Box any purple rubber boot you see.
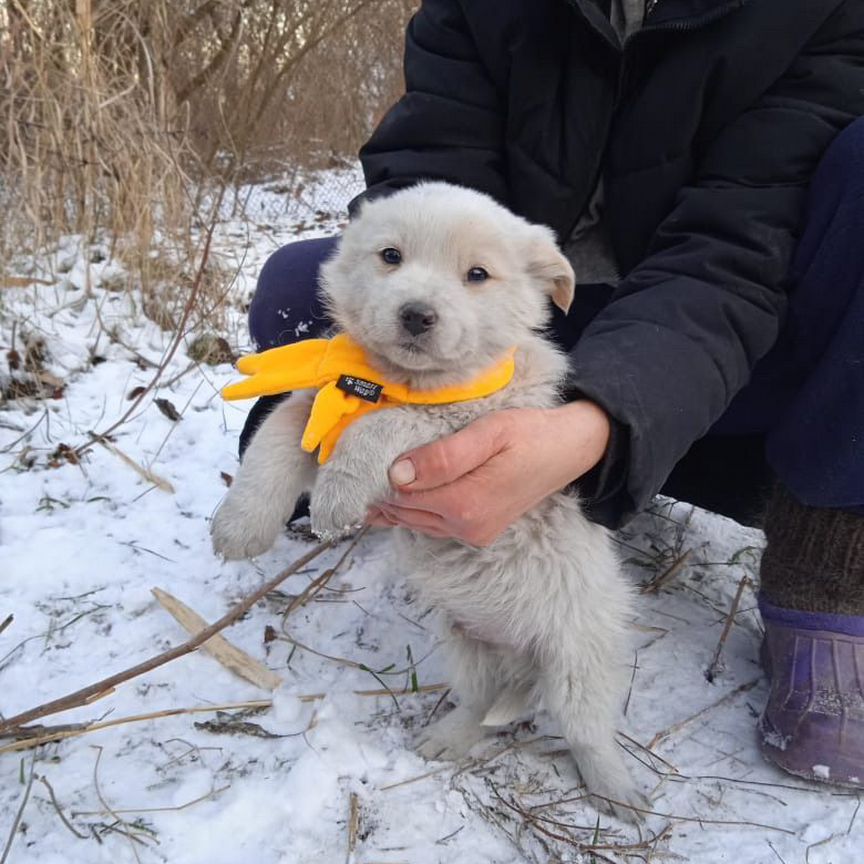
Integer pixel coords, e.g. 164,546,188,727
758,596,864,787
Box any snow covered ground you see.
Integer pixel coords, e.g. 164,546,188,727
1,170,861,864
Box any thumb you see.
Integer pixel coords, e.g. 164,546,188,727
389,414,505,492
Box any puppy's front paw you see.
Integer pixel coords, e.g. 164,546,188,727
309,474,367,541
210,491,285,560
416,708,487,761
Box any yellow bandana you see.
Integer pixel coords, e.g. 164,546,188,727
222,334,516,463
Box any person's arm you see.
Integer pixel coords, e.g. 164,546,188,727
567,2,864,525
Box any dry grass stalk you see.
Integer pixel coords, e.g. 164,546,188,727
0,684,449,755
91,745,150,861
639,548,693,594
705,574,750,682
648,677,761,750
0,702,273,755
72,784,231,818
346,791,360,863
36,774,88,840
0,539,334,735
97,439,175,493
280,526,368,622
152,587,282,690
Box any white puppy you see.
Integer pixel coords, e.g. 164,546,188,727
211,183,642,817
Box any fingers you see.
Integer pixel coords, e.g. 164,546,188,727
376,503,452,538
366,507,399,528
389,413,507,492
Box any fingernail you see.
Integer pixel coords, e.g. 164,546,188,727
390,458,416,486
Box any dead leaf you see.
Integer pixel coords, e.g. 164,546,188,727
220,471,233,487
155,397,181,421
48,443,80,468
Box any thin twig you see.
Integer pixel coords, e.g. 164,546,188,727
705,575,749,682
0,615,12,637
648,677,760,749
0,754,36,864
535,788,796,835
0,539,334,735
767,839,788,863
37,775,88,840
639,549,693,594
96,437,175,493
75,184,226,458
91,746,145,862
623,648,639,716
73,784,230,817
847,795,861,834
281,528,367,625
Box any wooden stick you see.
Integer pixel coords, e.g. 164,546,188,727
152,587,282,690
0,540,333,735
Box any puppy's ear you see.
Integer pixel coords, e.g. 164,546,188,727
526,232,576,314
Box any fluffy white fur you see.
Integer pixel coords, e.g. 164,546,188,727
211,183,643,818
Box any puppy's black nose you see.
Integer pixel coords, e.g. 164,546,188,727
399,302,438,336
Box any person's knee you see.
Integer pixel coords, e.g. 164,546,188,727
810,117,864,204
248,235,337,349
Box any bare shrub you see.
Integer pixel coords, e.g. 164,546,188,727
0,0,417,329
0,0,200,325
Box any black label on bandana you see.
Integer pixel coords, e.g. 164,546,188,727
336,374,383,403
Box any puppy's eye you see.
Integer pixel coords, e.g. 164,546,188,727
380,247,402,266
466,267,489,283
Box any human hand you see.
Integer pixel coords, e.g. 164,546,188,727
367,401,611,546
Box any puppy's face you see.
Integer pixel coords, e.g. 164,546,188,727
319,183,575,386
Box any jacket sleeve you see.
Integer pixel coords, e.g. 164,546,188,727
351,0,508,211
567,4,864,526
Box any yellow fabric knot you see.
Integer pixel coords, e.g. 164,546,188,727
222,334,516,463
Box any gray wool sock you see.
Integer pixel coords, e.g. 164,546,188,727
760,484,864,615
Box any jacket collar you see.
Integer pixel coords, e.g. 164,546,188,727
566,0,750,47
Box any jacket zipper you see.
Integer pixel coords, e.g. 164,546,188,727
561,0,750,244
638,0,750,38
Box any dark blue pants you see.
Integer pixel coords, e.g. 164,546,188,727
242,119,864,526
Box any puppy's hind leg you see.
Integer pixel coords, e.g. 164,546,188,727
416,629,503,761
211,393,317,559
539,636,646,822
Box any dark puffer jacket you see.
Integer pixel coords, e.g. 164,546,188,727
356,0,864,526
